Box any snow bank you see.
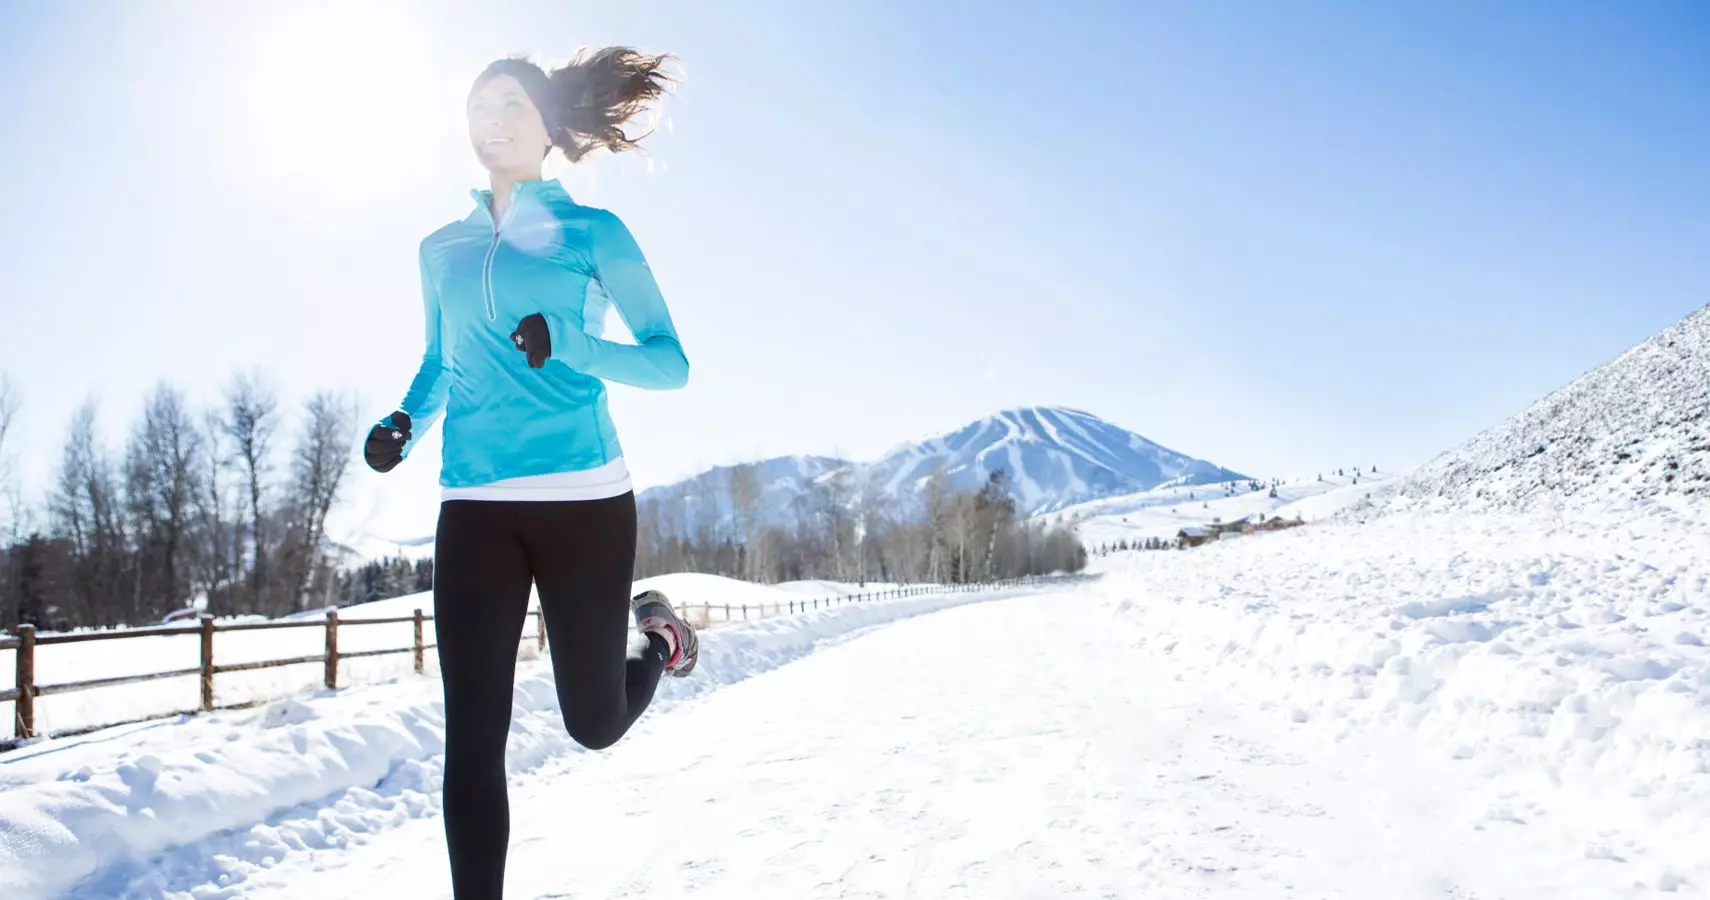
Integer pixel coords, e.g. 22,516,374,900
2,573,899,741
1,612,447,740
0,581,1032,900
1094,503,1710,821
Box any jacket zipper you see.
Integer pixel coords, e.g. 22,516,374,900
481,192,520,323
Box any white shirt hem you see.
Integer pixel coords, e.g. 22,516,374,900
441,458,633,503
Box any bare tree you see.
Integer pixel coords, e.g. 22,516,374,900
976,470,1017,580
279,390,356,613
223,371,279,613
815,465,855,581
191,407,243,616
854,468,892,586
0,374,21,540
728,464,761,581
50,400,129,627
924,465,951,583
0,375,21,632
124,383,204,620
691,473,723,573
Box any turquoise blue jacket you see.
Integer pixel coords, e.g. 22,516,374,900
391,179,688,488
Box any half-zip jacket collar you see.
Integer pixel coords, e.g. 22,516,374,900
467,180,571,322
468,178,573,225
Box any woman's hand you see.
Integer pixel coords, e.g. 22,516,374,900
364,412,412,473
510,313,552,369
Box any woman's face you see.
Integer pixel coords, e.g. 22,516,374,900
467,74,551,175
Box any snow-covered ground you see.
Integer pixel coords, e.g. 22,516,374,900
0,581,1036,900
1100,500,1710,892
2,493,1705,898
1048,468,1398,549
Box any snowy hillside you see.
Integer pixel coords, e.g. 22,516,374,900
1394,304,1710,514
638,406,1243,538
1046,467,1396,549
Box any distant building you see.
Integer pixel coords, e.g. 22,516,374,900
1178,515,1305,548
1176,526,1216,548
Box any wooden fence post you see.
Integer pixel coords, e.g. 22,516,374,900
200,616,215,713
324,610,340,691
536,610,547,652
413,608,425,675
15,624,35,740
741,605,749,621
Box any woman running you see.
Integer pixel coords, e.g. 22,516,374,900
362,47,699,900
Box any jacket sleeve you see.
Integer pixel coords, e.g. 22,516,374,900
396,245,451,456
548,210,689,390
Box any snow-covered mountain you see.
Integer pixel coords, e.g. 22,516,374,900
637,406,1244,536
1393,304,1709,513
866,406,1243,515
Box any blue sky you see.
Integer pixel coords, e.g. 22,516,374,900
1,0,1706,540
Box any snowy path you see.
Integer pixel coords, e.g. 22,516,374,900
206,590,1658,900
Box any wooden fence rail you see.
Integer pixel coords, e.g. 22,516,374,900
677,584,970,627
2,607,501,744
4,577,1038,745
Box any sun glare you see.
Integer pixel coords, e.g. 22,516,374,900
233,3,460,227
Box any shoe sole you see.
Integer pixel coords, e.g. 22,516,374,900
632,590,699,677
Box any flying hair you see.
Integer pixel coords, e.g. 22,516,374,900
473,47,678,163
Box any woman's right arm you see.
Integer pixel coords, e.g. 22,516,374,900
393,245,450,457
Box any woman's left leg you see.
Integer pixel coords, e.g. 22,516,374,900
519,492,669,750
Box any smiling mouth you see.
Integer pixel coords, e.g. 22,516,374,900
482,137,513,147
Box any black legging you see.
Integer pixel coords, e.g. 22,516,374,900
434,493,669,900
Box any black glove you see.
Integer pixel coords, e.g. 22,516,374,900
510,313,551,369
364,411,412,473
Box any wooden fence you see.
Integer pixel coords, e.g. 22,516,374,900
677,583,973,627
3,578,1036,746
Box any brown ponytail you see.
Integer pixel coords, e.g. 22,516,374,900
473,48,678,163
548,47,677,162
